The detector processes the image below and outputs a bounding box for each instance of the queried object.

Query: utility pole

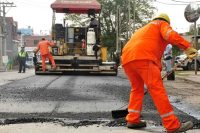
[0,0,2,69]
[133,0,136,33]
[194,21,198,75]
[0,2,15,70]
[116,6,122,54]
[116,6,119,54]
[127,0,136,39]
[3,4,7,56]
[128,0,131,39]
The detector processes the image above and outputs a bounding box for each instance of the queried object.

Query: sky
[5,0,60,35]
[154,0,200,33]
[4,0,200,35]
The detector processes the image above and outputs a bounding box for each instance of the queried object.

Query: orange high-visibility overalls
[37,40,56,72]
[121,20,190,132]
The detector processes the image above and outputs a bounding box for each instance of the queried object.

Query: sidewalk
[117,68,200,82]
[0,68,35,86]
[175,70,200,84]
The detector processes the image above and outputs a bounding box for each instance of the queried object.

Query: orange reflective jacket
[121,20,191,69]
[37,40,54,55]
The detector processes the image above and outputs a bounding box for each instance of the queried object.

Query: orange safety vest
[37,40,54,55]
[121,20,191,69]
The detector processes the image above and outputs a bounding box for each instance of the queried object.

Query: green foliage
[172,45,183,57]
[186,24,200,36]
[98,0,156,52]
[64,14,90,27]
[62,0,156,54]
[101,33,115,47]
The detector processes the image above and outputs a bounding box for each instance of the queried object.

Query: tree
[63,0,156,56]
[64,14,91,27]
[98,0,156,53]
[186,24,200,49]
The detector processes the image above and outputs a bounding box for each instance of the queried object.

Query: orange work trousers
[41,53,56,72]
[123,60,180,132]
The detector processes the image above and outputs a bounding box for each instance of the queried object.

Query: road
[0,72,130,122]
[0,69,199,132]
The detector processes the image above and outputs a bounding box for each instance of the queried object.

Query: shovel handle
[161,57,188,80]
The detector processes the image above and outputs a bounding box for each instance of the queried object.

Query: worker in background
[93,44,100,59]
[34,38,56,72]
[164,44,174,80]
[81,39,86,55]
[89,16,100,45]
[17,46,28,73]
[121,13,197,133]
[89,16,99,28]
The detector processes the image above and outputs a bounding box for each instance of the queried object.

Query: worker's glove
[185,47,198,61]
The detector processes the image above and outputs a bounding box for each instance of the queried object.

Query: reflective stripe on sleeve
[128,109,140,114]
[164,29,173,40]
[151,21,160,25]
[161,111,174,118]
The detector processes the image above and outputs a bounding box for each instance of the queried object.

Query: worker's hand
[33,48,39,53]
[185,47,198,60]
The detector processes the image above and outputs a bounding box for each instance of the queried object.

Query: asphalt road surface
[0,71,199,130]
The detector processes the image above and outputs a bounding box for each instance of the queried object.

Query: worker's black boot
[167,121,193,133]
[127,120,147,129]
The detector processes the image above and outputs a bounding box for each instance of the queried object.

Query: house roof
[51,0,101,14]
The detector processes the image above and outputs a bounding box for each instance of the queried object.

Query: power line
[156,0,200,5]
[156,1,187,5]
[171,0,200,3]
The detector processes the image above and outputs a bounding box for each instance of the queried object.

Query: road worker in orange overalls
[121,13,197,133]
[34,38,56,72]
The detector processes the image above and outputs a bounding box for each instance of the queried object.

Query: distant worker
[18,46,28,73]
[121,13,197,133]
[89,16,100,44]
[93,44,100,59]
[34,38,56,72]
[89,16,99,28]
[81,39,86,55]
[164,44,174,80]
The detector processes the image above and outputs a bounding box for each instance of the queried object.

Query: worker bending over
[34,38,56,72]
[121,13,197,133]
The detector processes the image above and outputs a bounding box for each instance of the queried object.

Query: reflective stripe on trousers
[128,109,140,114]
[123,60,180,131]
[161,111,174,118]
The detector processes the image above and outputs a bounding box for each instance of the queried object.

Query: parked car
[175,50,200,70]
[25,57,34,68]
